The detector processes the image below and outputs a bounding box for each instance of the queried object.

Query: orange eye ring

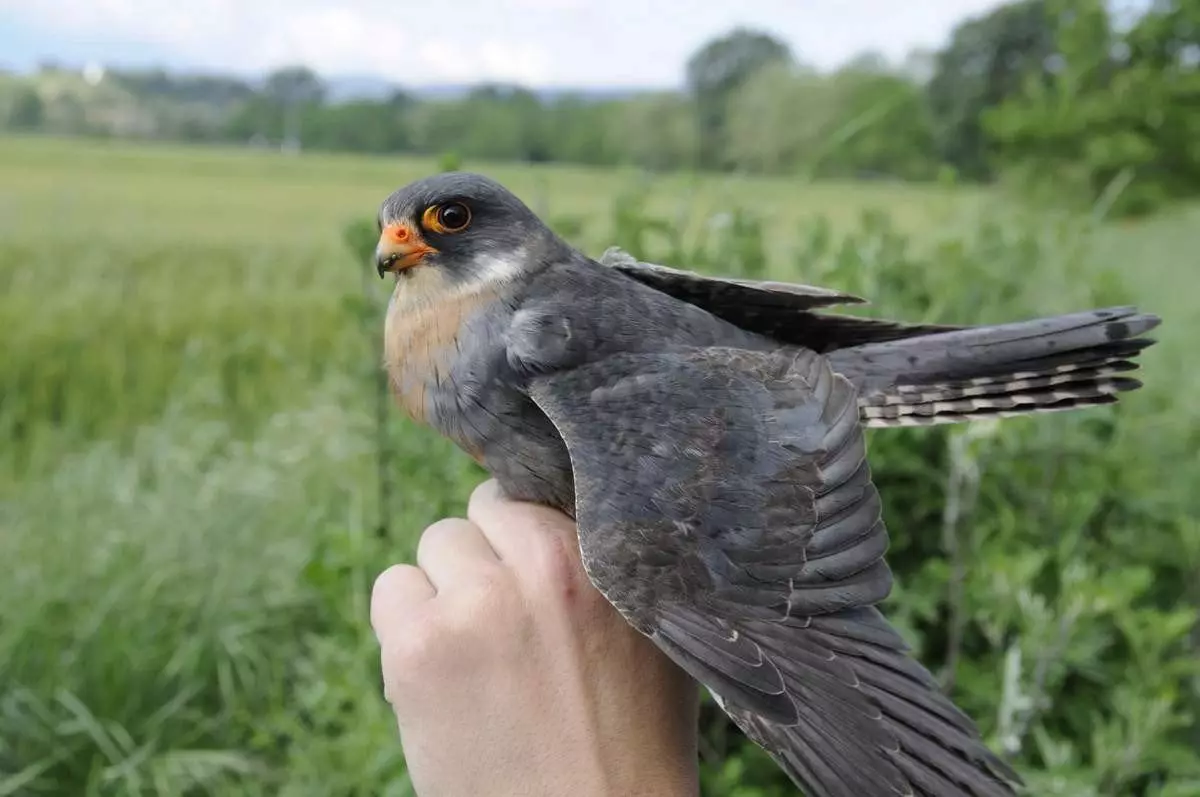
[422,202,471,234]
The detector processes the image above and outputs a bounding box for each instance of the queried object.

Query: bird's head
[375,172,564,297]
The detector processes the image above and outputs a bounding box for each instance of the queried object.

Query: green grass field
[2,134,1197,795]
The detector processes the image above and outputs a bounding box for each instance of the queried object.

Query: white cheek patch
[389,246,529,313]
[462,247,528,291]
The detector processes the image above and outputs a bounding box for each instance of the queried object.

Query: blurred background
[1,1,1198,794]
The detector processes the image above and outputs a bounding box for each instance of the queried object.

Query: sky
[0,0,1012,88]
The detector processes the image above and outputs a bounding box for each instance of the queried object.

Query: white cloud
[2,0,556,82]
[0,0,1011,86]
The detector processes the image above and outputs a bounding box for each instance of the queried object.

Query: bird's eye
[423,202,471,234]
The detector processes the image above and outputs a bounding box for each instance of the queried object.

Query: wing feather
[524,344,1018,797]
[598,247,964,352]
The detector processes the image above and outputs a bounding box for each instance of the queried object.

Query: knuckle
[416,517,469,555]
[372,562,420,596]
[467,479,500,512]
[370,564,426,633]
[371,564,404,604]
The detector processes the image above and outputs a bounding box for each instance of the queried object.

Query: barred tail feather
[826,307,1161,428]
[859,367,1143,427]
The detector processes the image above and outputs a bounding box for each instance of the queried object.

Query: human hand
[370,480,700,797]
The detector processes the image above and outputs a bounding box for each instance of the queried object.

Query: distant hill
[0,63,668,154]
[323,74,656,103]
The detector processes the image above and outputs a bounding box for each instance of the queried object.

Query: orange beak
[376,222,436,277]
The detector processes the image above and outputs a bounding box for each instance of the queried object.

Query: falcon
[373,172,1159,796]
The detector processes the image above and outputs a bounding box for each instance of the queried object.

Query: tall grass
[1,136,1196,795]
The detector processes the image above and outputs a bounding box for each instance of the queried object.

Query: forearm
[576,632,700,797]
[392,621,699,797]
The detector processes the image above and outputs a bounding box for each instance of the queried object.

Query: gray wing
[598,246,868,310]
[600,249,1159,427]
[598,247,960,351]
[526,345,1019,797]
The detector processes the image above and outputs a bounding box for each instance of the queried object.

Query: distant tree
[306,100,410,153]
[263,66,325,152]
[263,66,325,106]
[503,86,553,162]
[614,92,700,171]
[820,63,940,181]
[1124,0,1200,68]
[543,95,621,166]
[725,59,939,181]
[926,0,1056,179]
[984,0,1200,215]
[724,64,833,175]
[404,84,549,162]
[7,87,45,130]
[685,28,794,168]
[384,89,413,111]
[111,69,255,106]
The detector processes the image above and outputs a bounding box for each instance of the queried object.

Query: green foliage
[1,138,1196,795]
[5,87,45,130]
[613,92,700,172]
[926,0,1056,180]
[605,180,768,279]
[726,60,941,181]
[723,64,830,175]
[436,151,462,173]
[984,0,1200,217]
[407,85,553,163]
[822,63,942,181]
[684,27,794,168]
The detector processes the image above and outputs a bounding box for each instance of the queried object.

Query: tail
[721,608,1021,797]
[825,307,1161,428]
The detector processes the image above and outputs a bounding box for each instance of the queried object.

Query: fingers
[373,480,585,641]
[467,479,592,603]
[370,563,434,645]
[415,517,501,592]
[467,479,579,563]
[374,519,505,706]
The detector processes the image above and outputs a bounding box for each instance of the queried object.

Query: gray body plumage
[376,172,1160,797]
[408,254,774,511]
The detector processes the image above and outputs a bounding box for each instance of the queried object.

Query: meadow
[1,134,1197,796]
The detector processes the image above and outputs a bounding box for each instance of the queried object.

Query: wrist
[588,674,700,797]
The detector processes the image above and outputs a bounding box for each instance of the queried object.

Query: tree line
[4,0,1198,215]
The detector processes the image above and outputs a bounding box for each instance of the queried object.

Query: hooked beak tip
[376,253,394,279]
